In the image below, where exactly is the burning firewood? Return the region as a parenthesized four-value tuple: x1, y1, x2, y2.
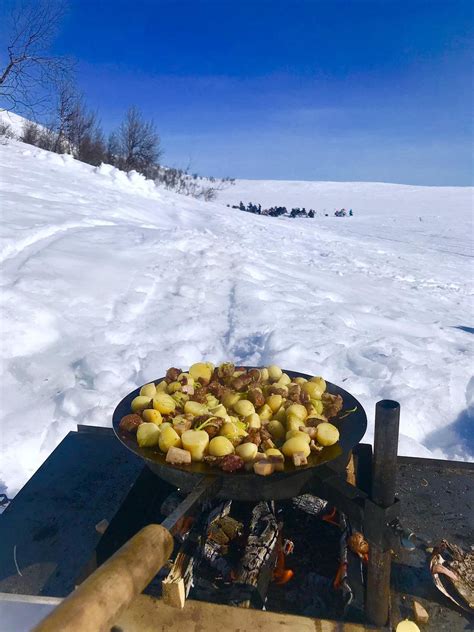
(232, 501, 280, 608)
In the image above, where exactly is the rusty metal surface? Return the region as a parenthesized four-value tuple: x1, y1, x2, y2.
(0, 430, 144, 597)
(391, 457, 474, 630)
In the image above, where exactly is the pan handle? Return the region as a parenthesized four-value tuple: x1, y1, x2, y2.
(32, 524, 174, 632)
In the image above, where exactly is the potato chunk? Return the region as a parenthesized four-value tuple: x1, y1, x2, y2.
(140, 382, 157, 397)
(235, 442, 258, 462)
(142, 409, 162, 425)
(282, 436, 311, 458)
(137, 422, 161, 448)
(153, 392, 176, 414)
(131, 395, 152, 413)
(189, 362, 213, 385)
(208, 436, 234, 457)
(181, 430, 209, 461)
(315, 422, 340, 446)
(159, 425, 181, 453)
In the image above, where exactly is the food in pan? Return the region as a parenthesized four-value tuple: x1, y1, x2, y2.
(119, 363, 346, 475)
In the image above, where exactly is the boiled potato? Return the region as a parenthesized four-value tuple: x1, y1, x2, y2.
(309, 398, 324, 415)
(220, 422, 247, 444)
(235, 442, 258, 462)
(258, 404, 273, 421)
(189, 362, 213, 384)
(167, 381, 182, 394)
(286, 416, 303, 432)
(267, 365, 283, 381)
(208, 436, 234, 457)
(308, 377, 326, 396)
(131, 395, 152, 413)
(265, 448, 284, 458)
(282, 437, 311, 458)
(137, 422, 161, 447)
(273, 407, 287, 423)
(276, 373, 291, 386)
(156, 380, 168, 392)
(315, 422, 340, 446)
(245, 413, 261, 429)
(286, 403, 307, 421)
(222, 391, 241, 409)
(159, 425, 181, 453)
(184, 400, 208, 416)
(267, 394, 283, 412)
(267, 419, 286, 441)
(142, 409, 162, 425)
(396, 622, 420, 632)
(181, 430, 209, 461)
(285, 430, 311, 444)
(233, 399, 255, 417)
(153, 392, 176, 414)
(260, 367, 269, 381)
(210, 404, 228, 418)
(140, 382, 157, 397)
(294, 377, 307, 385)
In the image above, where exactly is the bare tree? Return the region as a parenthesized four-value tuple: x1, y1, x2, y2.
(0, 1, 72, 115)
(117, 106, 162, 176)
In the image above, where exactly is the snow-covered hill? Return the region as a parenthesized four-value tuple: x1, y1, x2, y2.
(0, 136, 473, 498)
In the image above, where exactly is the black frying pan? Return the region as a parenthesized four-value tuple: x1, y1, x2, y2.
(112, 369, 367, 500)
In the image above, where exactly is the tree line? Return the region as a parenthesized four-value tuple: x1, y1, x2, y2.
(229, 201, 353, 218)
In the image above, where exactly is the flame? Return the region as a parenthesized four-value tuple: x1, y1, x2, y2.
(322, 507, 339, 527)
(273, 549, 294, 585)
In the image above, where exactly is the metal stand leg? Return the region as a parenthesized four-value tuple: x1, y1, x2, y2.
(365, 400, 400, 627)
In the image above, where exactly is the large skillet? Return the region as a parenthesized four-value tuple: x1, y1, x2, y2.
(113, 369, 367, 500)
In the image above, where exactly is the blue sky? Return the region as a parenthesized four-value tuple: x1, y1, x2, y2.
(2, 0, 473, 184)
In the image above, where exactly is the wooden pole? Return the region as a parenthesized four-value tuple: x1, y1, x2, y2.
(365, 400, 400, 628)
(32, 524, 173, 632)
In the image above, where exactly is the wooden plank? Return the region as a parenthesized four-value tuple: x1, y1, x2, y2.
(115, 595, 373, 631)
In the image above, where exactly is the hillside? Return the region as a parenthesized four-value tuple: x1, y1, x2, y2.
(0, 135, 473, 498)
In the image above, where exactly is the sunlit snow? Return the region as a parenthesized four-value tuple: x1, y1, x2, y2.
(0, 130, 473, 497)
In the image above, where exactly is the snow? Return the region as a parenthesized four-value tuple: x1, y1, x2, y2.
(0, 131, 473, 498)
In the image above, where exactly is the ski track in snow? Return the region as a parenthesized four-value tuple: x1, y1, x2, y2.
(0, 138, 473, 497)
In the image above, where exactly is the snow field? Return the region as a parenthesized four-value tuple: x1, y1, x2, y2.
(0, 136, 473, 497)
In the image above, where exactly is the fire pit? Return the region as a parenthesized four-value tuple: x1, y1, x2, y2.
(108, 368, 400, 627)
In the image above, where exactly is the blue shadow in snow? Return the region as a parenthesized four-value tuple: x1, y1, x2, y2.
(453, 325, 474, 335)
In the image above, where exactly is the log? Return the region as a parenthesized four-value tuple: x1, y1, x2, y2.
(232, 501, 280, 608)
(292, 493, 328, 516)
(163, 501, 233, 608)
(32, 524, 173, 632)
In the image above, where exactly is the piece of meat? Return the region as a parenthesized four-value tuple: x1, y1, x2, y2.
(231, 371, 254, 392)
(322, 393, 343, 419)
(287, 384, 301, 402)
(247, 387, 265, 408)
(220, 454, 245, 472)
(165, 367, 181, 383)
(119, 414, 143, 433)
(306, 416, 327, 427)
(243, 429, 262, 447)
(166, 447, 192, 465)
(267, 385, 287, 396)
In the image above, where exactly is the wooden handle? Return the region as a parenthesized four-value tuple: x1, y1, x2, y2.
(33, 524, 173, 632)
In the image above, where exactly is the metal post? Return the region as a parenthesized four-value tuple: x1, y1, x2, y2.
(365, 400, 400, 628)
